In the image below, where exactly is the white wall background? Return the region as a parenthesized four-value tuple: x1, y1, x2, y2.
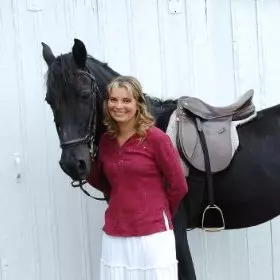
(0, 0, 280, 279)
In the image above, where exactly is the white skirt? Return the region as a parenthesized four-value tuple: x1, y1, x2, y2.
(100, 230, 178, 280)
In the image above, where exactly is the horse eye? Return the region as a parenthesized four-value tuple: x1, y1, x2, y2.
(80, 91, 91, 100)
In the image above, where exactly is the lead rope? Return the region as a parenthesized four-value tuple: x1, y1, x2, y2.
(71, 179, 106, 201)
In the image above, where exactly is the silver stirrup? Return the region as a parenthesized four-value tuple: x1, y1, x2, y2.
(202, 204, 225, 232)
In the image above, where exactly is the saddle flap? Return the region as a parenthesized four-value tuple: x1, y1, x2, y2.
(178, 115, 233, 173)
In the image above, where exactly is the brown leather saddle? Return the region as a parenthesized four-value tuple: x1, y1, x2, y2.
(176, 89, 256, 231)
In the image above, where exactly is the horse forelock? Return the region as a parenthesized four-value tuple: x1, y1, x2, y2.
(45, 53, 76, 105)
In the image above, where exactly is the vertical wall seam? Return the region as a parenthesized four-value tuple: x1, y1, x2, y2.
(229, 0, 239, 99)
(184, 0, 195, 96)
(156, 0, 167, 99)
(254, 0, 265, 109)
(125, 0, 136, 75)
(270, 222, 275, 280)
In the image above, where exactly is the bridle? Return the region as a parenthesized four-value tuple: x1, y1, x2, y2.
(57, 68, 106, 201)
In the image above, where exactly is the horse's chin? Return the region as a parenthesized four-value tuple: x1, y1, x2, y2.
(60, 163, 87, 181)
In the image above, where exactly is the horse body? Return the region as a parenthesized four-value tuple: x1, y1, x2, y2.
(42, 39, 280, 280)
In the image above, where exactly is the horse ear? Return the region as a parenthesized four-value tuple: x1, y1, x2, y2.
(72, 38, 87, 69)
(41, 42, 55, 67)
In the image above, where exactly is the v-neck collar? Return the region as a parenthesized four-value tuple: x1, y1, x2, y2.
(116, 132, 138, 148)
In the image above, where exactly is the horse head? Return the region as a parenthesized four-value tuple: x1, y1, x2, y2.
(42, 39, 102, 181)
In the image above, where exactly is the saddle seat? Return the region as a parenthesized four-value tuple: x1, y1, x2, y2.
(176, 90, 256, 173)
(178, 89, 254, 121)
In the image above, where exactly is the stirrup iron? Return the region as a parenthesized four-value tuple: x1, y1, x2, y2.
(202, 204, 225, 232)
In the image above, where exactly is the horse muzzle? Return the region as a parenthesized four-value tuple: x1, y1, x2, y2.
(59, 147, 91, 181)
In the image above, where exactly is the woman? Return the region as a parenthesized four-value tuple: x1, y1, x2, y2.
(87, 75, 188, 280)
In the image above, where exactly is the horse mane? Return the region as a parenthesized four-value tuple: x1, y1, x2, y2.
(45, 53, 74, 104)
(86, 56, 120, 95)
(87, 56, 120, 77)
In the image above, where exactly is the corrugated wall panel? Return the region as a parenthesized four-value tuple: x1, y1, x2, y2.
(0, 0, 280, 280)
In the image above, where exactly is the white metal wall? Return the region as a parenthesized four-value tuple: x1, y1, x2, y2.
(0, 0, 280, 280)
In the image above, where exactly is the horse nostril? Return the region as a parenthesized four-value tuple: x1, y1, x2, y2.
(78, 160, 86, 172)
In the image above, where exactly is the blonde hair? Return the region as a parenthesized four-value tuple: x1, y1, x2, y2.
(104, 76, 155, 137)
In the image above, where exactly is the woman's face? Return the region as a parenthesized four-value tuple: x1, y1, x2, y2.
(107, 87, 138, 125)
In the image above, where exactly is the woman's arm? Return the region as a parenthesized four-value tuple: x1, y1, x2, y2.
(153, 130, 188, 216)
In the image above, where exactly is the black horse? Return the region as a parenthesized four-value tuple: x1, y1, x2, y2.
(42, 39, 280, 280)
